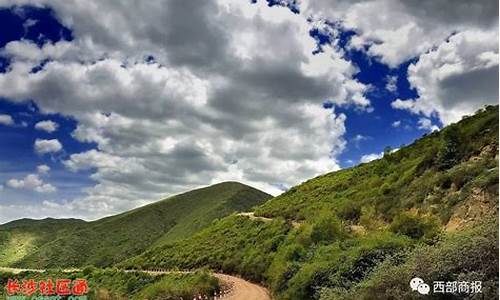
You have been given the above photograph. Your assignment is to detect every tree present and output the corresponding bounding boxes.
[437,126,460,170]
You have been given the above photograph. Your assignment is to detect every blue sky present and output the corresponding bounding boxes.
[0,0,497,222]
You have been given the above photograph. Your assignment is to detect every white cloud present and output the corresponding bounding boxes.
[6,174,56,193]
[34,139,63,154]
[360,152,383,163]
[37,164,50,174]
[0,114,14,126]
[351,134,370,148]
[391,30,498,124]
[302,0,498,67]
[417,118,440,132]
[300,0,498,126]
[35,120,59,133]
[385,75,398,93]
[391,120,401,128]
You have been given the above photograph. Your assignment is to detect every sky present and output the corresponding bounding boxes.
[0,0,498,223]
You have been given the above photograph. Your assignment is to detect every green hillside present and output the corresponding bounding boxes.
[126,105,499,299]
[0,268,219,299]
[0,181,271,268]
[0,218,86,266]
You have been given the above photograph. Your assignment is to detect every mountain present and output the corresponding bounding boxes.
[0,181,271,268]
[125,105,499,299]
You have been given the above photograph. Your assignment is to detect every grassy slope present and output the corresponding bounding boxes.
[0,182,271,268]
[128,105,499,299]
[255,105,498,223]
[0,268,219,300]
[0,219,86,266]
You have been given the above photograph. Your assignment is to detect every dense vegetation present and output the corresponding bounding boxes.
[122,216,292,283]
[0,268,219,299]
[0,182,271,268]
[0,218,85,266]
[128,105,499,299]
[342,217,498,300]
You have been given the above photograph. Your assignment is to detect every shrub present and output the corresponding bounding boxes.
[310,211,344,244]
[389,212,440,240]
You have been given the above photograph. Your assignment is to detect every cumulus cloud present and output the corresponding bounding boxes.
[391,120,401,128]
[299,0,498,124]
[360,152,383,163]
[385,75,398,93]
[417,118,440,132]
[34,138,62,154]
[302,0,498,67]
[6,173,56,193]
[0,114,14,126]
[392,30,498,124]
[37,164,50,174]
[35,120,59,133]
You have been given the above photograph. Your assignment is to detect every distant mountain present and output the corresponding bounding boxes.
[0,181,271,268]
[126,105,499,299]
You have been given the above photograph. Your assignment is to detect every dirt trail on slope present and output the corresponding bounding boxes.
[237,212,302,228]
[214,273,271,300]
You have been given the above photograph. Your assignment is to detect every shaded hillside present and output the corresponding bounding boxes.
[127,105,499,299]
[0,218,86,266]
[0,182,271,268]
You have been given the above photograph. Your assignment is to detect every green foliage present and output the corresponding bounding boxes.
[309,210,345,244]
[0,268,219,300]
[132,271,219,300]
[0,182,271,268]
[123,216,291,283]
[436,126,461,170]
[0,219,86,267]
[389,212,440,240]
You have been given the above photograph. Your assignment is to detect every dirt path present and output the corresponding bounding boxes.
[237,212,302,228]
[0,267,272,300]
[214,273,271,300]
[0,267,79,274]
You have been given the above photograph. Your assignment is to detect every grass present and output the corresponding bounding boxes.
[0,268,219,300]
[0,218,86,266]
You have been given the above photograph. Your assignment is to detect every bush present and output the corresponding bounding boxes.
[132,271,219,300]
[389,212,440,240]
[310,211,344,244]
